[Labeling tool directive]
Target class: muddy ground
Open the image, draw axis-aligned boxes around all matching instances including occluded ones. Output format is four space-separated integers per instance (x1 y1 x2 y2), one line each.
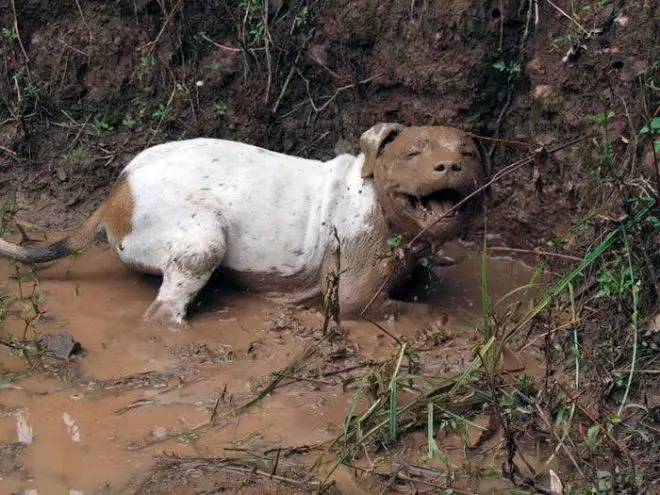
0 243 541 494
0 0 658 494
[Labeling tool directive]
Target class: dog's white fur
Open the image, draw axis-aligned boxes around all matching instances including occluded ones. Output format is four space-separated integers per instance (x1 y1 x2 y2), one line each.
0 123 486 329
122 138 378 325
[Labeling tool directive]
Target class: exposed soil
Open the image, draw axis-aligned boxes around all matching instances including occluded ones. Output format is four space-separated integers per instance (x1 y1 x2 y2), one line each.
0 0 659 493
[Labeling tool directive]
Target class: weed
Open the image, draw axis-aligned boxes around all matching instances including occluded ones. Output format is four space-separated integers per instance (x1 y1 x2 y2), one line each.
151 103 176 124
594 140 614 166
587 110 615 125
0 197 14 235
122 116 137 129
139 55 157 67
92 116 114 133
640 116 660 153
492 60 522 81
237 0 268 46
213 100 227 117
0 26 18 42
551 33 579 51
294 6 311 28
204 62 224 72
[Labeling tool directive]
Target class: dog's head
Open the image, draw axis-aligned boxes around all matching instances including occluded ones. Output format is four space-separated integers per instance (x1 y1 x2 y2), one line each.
360 123 490 243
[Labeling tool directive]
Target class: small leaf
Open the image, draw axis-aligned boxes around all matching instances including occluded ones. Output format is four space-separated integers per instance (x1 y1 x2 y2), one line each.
640 117 660 134
586 424 600 449
387 234 402 249
492 61 507 71
605 413 622 425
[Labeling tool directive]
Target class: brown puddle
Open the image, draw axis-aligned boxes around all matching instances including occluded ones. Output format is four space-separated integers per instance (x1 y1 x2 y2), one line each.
0 239 542 494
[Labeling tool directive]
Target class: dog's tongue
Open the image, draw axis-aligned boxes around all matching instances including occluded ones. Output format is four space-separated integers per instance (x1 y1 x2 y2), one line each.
428 199 455 215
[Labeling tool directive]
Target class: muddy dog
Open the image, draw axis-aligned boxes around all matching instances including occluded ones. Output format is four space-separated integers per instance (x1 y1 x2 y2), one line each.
0 124 489 329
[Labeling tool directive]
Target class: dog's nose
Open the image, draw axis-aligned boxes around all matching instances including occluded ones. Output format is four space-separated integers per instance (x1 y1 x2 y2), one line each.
434 163 462 173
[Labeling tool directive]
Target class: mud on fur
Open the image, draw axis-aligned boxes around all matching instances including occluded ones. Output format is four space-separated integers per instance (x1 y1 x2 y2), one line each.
0 124 490 330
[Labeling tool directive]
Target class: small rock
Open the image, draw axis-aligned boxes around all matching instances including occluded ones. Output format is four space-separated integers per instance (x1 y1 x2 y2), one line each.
37 332 82 359
532 84 554 101
56 168 68 182
527 56 544 72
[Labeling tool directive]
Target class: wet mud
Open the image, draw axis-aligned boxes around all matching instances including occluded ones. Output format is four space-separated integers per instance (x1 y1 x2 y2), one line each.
0 240 542 494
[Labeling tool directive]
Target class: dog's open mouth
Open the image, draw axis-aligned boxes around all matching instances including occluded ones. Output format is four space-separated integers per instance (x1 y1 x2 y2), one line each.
404 189 465 218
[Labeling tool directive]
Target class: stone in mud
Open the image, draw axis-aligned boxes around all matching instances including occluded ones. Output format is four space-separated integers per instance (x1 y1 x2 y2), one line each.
37 331 83 359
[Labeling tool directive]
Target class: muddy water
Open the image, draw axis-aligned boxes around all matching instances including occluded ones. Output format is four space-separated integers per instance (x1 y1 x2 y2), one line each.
0 239 539 494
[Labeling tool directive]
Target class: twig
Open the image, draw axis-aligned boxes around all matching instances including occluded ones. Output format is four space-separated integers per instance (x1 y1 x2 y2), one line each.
272 48 304 115
545 0 590 36
0 145 18 159
197 32 242 52
487 246 582 261
295 69 382 114
145 0 184 56
465 132 536 150
10 0 31 67
73 0 93 44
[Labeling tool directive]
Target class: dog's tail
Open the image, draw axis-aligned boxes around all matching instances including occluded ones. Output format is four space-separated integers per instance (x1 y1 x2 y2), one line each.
0 205 106 264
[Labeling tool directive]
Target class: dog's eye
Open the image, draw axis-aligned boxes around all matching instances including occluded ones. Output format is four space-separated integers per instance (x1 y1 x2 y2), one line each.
405 150 421 158
461 150 477 157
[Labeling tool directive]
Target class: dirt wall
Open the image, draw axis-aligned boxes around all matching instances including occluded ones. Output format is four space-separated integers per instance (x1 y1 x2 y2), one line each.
0 0 658 250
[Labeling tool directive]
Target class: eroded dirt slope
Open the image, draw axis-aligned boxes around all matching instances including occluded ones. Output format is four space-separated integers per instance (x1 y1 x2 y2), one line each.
0 0 655 248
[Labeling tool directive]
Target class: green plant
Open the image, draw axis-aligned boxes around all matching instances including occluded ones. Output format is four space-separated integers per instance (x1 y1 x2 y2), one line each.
0 26 18 41
595 258 634 301
140 55 157 67
0 197 14 236
92 116 114 132
595 140 614 166
640 116 660 153
213 100 227 117
492 60 522 81
205 62 224 72
151 103 176 124
551 33 579 51
588 110 615 125
122 116 137 129
387 234 402 249
237 0 267 46
294 5 311 27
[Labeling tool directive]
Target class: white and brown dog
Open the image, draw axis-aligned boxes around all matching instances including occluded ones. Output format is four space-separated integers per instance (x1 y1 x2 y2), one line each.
0 123 489 328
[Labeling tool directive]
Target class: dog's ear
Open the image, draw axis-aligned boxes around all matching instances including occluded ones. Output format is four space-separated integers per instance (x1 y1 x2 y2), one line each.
359 123 405 178
473 137 492 199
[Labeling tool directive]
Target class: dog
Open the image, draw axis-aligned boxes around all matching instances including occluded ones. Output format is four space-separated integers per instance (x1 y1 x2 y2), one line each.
0 123 489 329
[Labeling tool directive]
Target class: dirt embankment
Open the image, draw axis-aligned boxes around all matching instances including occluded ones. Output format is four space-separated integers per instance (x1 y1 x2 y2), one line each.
0 0 655 250
1 1 659 494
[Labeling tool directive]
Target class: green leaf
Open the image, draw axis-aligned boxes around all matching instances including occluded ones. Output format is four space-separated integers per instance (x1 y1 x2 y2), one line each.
587 424 601 449
605 413 622 425
387 234 402 249
492 60 507 72
640 116 660 134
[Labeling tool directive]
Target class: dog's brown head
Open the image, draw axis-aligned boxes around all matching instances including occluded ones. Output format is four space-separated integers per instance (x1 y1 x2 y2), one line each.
360 123 490 243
